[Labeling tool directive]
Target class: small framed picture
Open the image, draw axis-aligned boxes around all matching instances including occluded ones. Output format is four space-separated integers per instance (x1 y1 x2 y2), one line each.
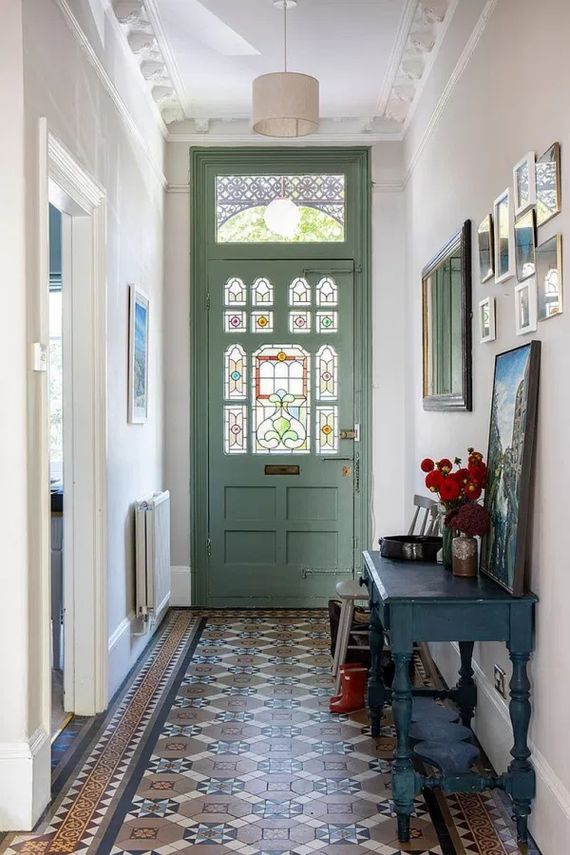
515 278 537 335
494 189 513 283
513 152 536 217
478 215 494 283
514 209 536 281
536 234 563 320
479 296 496 343
128 284 150 424
536 142 561 227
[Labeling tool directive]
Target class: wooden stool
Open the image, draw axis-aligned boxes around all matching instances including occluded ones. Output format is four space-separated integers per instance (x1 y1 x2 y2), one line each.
331 578 369 693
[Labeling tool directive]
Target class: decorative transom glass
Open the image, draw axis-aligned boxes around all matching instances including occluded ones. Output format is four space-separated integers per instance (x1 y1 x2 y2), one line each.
252 277 273 306
224 311 246 333
289 277 311 306
216 174 345 243
225 276 246 305
252 345 310 454
289 312 311 334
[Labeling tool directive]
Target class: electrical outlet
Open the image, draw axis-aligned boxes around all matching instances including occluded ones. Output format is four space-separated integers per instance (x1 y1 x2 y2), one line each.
494 665 507 699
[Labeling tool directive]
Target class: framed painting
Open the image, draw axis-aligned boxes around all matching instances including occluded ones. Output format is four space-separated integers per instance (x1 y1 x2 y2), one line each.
477 214 494 283
513 152 536 217
515 278 537 335
493 189 513 283
128 284 149 424
480 341 541 595
514 209 536 282
479 296 496 343
536 142 561 227
536 234 563 320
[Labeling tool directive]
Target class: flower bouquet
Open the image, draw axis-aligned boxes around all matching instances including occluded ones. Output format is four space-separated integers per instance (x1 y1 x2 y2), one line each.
420 449 490 574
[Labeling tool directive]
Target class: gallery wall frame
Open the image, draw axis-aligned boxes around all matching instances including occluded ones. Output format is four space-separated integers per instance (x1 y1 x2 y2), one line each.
479 296 496 343
514 208 536 282
477 214 494 283
481 341 541 596
515 278 537 336
536 141 561 227
494 189 514 283
128 284 150 424
513 151 536 218
536 233 563 320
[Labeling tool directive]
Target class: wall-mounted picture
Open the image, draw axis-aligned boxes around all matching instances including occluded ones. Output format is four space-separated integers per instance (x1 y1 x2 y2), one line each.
536 141 561 227
515 278 537 336
536 234 563 320
494 189 513 283
514 209 536 281
478 215 494 283
481 341 541 596
513 152 536 217
128 284 149 424
479 296 496 343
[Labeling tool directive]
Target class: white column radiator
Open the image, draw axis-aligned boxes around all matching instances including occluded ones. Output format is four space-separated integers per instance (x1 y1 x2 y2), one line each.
135 490 171 622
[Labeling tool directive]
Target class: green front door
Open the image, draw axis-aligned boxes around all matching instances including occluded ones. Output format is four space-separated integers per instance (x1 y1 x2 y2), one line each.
207 260 357 606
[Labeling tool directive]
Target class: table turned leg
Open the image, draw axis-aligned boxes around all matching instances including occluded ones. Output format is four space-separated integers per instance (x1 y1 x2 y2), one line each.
508 651 535 845
456 641 477 728
392 651 416 843
368 608 385 737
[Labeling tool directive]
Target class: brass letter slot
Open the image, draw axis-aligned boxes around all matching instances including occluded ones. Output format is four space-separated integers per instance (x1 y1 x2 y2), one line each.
265 464 300 475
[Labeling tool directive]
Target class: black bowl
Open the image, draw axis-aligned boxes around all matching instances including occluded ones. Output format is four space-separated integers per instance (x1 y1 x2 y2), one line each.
379 535 442 562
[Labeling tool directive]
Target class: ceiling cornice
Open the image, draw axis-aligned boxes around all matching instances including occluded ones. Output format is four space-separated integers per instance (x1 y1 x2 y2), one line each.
111 0 185 124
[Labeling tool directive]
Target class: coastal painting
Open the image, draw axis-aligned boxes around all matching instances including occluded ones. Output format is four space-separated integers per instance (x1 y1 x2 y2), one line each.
481 342 540 595
128 285 149 424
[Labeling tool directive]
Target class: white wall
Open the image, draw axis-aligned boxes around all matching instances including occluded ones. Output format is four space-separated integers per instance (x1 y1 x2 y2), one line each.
0 0 166 829
402 1 570 851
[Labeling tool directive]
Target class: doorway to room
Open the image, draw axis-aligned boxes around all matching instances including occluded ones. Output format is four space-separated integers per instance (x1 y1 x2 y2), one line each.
191 148 371 607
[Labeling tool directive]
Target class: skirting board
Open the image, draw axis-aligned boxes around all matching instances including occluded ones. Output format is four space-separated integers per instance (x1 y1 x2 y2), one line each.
0 726 50 831
430 642 570 854
171 565 191 607
107 599 168 700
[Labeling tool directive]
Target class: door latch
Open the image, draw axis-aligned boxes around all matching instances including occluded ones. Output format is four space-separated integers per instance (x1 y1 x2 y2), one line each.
340 424 360 441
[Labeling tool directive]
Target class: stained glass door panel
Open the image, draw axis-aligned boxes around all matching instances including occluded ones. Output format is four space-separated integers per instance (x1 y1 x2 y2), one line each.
208 261 355 606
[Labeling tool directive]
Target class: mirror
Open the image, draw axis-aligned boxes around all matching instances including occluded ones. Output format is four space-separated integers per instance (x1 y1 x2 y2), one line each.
422 220 472 411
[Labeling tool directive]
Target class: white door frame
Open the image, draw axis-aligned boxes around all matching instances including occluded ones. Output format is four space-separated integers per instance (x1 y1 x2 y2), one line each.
39 118 108 717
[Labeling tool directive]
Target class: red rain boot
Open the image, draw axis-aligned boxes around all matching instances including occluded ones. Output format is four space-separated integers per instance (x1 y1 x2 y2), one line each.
329 667 368 714
330 663 363 704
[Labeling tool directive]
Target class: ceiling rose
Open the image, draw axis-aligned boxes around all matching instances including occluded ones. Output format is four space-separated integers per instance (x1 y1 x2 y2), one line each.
252 0 319 138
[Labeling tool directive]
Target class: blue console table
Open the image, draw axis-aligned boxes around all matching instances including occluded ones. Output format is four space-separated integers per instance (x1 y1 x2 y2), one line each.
361 550 537 846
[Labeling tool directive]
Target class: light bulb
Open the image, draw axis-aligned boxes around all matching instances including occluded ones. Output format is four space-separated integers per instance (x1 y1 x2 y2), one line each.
264 198 300 238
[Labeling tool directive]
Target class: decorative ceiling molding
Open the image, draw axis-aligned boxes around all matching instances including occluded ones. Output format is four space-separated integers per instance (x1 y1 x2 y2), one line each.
380 0 458 126
166 116 403 145
112 0 185 124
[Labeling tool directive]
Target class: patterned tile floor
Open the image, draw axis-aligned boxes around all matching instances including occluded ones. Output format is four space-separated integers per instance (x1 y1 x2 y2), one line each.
0 610 540 855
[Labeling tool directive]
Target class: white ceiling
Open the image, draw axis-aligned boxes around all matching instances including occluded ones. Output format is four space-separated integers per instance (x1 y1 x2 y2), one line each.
154 0 408 120
112 0 454 137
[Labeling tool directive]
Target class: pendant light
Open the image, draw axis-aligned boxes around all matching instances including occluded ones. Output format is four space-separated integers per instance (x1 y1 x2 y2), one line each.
252 0 319 138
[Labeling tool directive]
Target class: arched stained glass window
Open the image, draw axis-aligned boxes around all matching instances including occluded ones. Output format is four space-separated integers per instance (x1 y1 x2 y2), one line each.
252 277 273 306
316 276 338 306
289 277 311 306
316 345 338 400
252 345 310 454
225 277 246 305
224 344 246 400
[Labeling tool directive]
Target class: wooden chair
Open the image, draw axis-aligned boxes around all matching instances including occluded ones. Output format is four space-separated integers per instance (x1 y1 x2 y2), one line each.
331 495 440 692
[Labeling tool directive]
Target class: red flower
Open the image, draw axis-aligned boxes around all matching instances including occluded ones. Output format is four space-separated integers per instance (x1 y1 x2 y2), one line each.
468 451 484 465
437 458 453 474
464 480 482 501
421 458 435 473
439 477 461 501
447 501 490 537
425 470 444 492
468 462 487 487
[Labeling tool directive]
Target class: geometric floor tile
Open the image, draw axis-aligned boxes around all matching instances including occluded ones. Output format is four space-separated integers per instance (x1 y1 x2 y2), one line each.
0 609 542 855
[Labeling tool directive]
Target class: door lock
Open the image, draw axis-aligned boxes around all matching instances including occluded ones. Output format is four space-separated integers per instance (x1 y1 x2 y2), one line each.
340 424 360 441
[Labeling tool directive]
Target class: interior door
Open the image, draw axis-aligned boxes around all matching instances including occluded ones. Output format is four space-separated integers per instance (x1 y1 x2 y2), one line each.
207 260 356 606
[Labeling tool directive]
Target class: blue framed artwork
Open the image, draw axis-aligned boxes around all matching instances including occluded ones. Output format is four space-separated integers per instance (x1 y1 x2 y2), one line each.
128 284 149 424
480 342 540 595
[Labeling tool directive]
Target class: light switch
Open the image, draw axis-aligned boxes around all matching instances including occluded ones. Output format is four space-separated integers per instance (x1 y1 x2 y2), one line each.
32 342 48 372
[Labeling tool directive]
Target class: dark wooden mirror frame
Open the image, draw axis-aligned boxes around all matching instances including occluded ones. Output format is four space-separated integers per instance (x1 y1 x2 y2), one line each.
422 219 472 412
